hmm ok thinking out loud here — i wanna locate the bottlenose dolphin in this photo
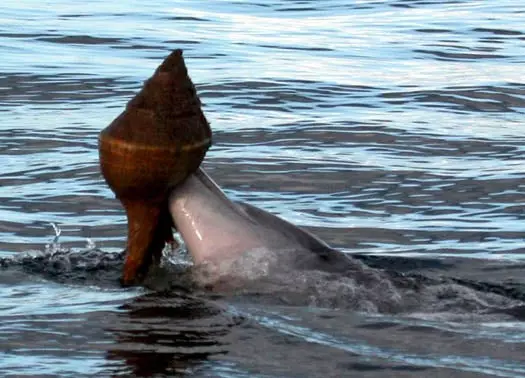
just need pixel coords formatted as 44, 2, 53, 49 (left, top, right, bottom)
168, 168, 354, 286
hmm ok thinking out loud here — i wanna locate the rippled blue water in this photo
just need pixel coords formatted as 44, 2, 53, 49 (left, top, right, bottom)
1, 0, 525, 377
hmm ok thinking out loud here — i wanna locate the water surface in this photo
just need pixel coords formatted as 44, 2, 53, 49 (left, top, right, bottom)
1, 0, 525, 376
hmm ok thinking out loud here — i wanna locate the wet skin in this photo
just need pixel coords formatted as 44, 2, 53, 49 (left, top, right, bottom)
168, 168, 353, 278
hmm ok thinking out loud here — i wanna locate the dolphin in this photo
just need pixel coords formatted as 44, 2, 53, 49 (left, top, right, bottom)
168, 168, 354, 286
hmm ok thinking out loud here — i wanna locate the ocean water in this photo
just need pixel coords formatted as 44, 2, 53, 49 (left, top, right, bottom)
1, 0, 525, 377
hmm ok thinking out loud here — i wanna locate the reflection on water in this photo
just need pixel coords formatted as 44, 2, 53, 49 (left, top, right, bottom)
106, 292, 241, 376
1, 0, 525, 376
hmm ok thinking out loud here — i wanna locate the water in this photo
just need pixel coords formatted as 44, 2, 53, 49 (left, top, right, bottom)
1, 0, 525, 376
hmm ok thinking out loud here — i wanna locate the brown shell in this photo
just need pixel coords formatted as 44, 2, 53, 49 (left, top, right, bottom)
99, 49, 212, 201
98, 49, 212, 285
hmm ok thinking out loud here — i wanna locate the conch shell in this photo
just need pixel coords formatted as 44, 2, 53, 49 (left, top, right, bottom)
99, 49, 211, 285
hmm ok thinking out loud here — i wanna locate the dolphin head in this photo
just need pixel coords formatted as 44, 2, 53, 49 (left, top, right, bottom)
168, 169, 350, 287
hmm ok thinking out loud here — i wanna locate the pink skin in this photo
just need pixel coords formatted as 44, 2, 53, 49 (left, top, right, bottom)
168, 168, 269, 265
168, 168, 333, 266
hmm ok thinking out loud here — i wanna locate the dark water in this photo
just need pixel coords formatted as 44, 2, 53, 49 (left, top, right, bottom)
1, 0, 525, 376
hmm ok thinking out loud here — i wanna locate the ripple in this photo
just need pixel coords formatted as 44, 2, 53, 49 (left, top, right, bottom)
1, 0, 525, 375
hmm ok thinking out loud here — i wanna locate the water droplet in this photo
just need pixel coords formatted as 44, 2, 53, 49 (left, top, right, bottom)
85, 238, 96, 249
50, 223, 62, 244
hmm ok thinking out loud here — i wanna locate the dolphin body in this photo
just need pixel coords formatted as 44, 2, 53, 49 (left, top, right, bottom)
168, 168, 354, 287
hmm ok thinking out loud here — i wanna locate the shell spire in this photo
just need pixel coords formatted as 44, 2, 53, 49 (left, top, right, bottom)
99, 49, 212, 285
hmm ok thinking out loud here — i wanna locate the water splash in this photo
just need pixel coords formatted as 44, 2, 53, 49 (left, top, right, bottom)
162, 234, 192, 268
85, 238, 96, 250
0, 223, 124, 286
45, 223, 63, 254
